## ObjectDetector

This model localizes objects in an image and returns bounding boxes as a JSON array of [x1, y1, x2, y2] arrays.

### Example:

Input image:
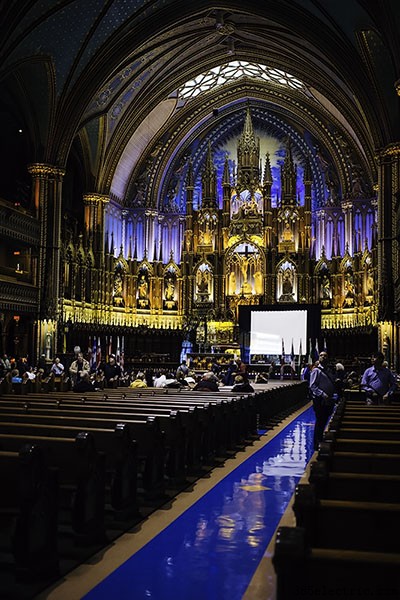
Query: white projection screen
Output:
[[250, 310, 307, 358]]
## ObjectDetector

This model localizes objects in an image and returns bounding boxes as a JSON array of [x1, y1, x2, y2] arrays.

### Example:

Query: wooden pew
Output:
[[0, 431, 105, 546], [273, 526, 400, 600], [331, 415, 400, 429], [274, 394, 400, 599], [101, 388, 252, 451], [323, 430, 400, 454], [0, 406, 166, 500], [318, 441, 400, 475], [63, 385, 259, 442], [309, 459, 400, 503], [0, 444, 58, 581], [293, 483, 400, 553], [5, 396, 202, 469], [1, 395, 207, 473], [253, 381, 309, 427], [44, 396, 205, 472], [329, 425, 400, 441], [0, 419, 138, 520], [14, 390, 238, 464], [343, 388, 400, 405]]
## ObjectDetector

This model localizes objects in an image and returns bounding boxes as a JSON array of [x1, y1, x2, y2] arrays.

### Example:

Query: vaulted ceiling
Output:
[[1, 1, 399, 211]]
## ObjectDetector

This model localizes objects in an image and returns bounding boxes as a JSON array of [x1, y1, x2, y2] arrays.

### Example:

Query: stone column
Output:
[[377, 143, 400, 323], [83, 193, 110, 305], [28, 163, 65, 359]]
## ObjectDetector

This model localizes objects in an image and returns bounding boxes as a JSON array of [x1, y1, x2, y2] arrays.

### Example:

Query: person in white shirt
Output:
[[153, 371, 167, 388], [50, 357, 65, 377]]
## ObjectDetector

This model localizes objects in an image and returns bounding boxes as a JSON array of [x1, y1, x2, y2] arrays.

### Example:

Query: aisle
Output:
[[79, 405, 315, 600]]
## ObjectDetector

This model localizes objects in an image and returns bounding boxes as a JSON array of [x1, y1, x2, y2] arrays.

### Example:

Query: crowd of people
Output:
[[305, 350, 398, 451], [1, 349, 398, 450], [0, 351, 257, 395]]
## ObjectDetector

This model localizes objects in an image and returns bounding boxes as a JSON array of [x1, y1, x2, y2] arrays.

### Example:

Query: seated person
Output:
[[73, 371, 94, 393], [153, 371, 167, 388], [50, 357, 65, 377], [104, 356, 121, 387], [94, 368, 106, 390], [129, 372, 148, 388], [222, 360, 238, 385], [193, 372, 219, 392], [25, 366, 37, 381], [162, 371, 183, 388], [344, 370, 360, 389], [254, 372, 269, 384], [231, 375, 254, 393], [70, 352, 90, 386], [176, 371, 189, 387], [184, 372, 197, 389], [11, 368, 23, 384]]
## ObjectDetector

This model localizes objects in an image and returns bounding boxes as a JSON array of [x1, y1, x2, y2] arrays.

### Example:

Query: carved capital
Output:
[[379, 143, 400, 158], [83, 193, 110, 205], [28, 163, 66, 179]]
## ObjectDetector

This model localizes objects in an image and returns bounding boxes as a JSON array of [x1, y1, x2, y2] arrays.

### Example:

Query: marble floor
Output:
[[35, 399, 315, 600]]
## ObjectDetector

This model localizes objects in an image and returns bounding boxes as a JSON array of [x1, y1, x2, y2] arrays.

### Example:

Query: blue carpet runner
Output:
[[84, 405, 315, 600]]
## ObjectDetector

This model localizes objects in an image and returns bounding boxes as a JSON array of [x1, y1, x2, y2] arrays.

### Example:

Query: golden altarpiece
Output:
[[59, 108, 378, 361]]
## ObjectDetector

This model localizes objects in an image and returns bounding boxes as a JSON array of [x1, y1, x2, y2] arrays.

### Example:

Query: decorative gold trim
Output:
[[27, 163, 66, 178], [379, 143, 400, 157], [83, 193, 110, 205]]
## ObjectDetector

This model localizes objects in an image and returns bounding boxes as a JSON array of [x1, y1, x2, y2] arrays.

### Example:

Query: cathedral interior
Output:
[[0, 1, 399, 367]]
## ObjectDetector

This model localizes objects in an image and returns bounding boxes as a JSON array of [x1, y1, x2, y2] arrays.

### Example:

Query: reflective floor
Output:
[[83, 406, 315, 600]]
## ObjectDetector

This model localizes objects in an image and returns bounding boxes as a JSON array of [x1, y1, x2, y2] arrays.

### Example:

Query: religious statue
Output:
[[163, 273, 177, 310], [282, 270, 293, 295], [165, 276, 175, 301], [366, 270, 374, 296], [198, 271, 209, 294], [279, 268, 295, 302], [228, 271, 236, 295], [344, 273, 355, 297], [244, 196, 259, 216], [282, 221, 294, 243], [199, 222, 212, 246], [321, 275, 331, 300], [242, 280, 253, 295], [113, 271, 124, 306], [138, 275, 149, 299], [254, 271, 263, 295], [343, 272, 355, 307], [364, 268, 374, 305]]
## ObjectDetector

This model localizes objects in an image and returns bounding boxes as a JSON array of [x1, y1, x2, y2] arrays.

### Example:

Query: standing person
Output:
[[176, 360, 189, 378], [309, 351, 336, 451], [361, 351, 397, 405]]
